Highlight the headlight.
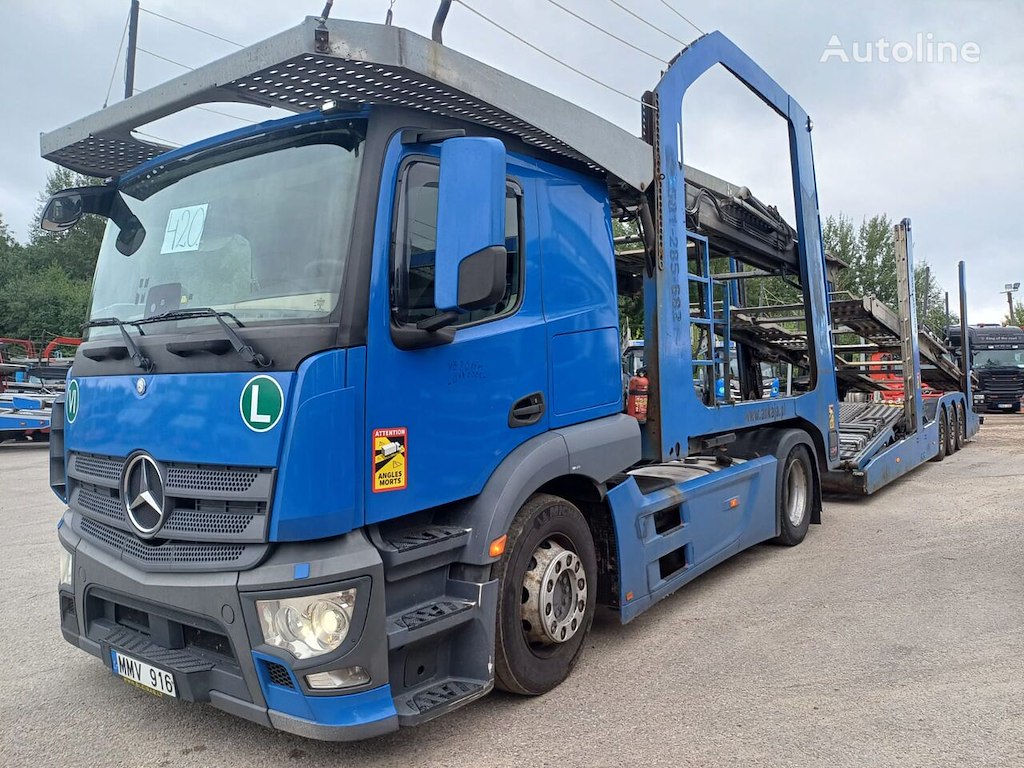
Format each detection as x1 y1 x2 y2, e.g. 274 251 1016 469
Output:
59 548 73 588
257 588 357 659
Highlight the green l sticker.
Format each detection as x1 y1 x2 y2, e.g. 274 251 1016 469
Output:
240 375 283 432
65 379 80 424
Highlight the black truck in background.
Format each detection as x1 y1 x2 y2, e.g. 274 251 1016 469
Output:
948 324 1024 413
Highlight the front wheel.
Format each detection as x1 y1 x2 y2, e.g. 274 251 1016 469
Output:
772 445 814 547
493 494 597 695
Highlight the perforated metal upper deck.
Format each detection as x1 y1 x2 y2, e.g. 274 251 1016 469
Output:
41 17 654 190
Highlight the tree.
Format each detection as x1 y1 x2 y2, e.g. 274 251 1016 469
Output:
0 264 91 339
823 212 954 333
0 213 23 291
1008 301 1024 327
0 168 103 343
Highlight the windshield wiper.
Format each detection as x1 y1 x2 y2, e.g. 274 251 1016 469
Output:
83 317 153 372
135 308 272 367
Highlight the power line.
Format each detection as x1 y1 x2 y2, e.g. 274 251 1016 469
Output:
194 105 260 124
137 46 194 71
133 88 259 124
656 0 704 36
138 6 244 48
103 10 132 108
542 0 667 64
133 129 181 147
454 0 644 104
607 0 690 47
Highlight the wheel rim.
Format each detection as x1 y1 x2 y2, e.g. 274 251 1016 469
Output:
521 539 588 646
786 460 808 527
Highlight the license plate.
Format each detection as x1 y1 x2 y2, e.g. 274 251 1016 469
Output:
110 650 177 698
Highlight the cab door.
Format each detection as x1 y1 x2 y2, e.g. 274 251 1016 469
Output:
363 151 548 523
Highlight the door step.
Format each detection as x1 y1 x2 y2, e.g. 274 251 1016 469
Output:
395 677 491 725
377 525 470 580
388 598 475 649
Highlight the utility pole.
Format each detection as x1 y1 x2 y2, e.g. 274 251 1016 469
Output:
1004 282 1020 324
124 0 140 99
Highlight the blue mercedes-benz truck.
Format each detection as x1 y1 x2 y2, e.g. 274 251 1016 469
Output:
40 12 975 741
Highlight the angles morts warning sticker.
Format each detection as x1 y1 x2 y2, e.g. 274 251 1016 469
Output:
372 427 407 493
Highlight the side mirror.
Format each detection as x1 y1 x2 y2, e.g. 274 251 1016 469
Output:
40 190 86 232
433 137 507 315
40 185 114 232
40 185 146 256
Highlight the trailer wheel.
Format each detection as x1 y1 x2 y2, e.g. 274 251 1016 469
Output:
930 407 948 462
946 405 959 454
493 493 597 695
771 445 813 547
955 402 967 450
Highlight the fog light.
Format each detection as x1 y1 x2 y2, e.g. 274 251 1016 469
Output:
257 588 357 660
305 666 371 690
59 548 73 588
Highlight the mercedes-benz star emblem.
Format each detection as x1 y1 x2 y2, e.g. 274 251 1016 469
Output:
135 377 147 395
122 454 168 538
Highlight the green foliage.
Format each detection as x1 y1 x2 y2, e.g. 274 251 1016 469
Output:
613 218 644 337
823 212 954 334
0 264 92 339
1008 301 1024 327
0 169 103 341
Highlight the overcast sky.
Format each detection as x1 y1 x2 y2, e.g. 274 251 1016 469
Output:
0 0 1020 321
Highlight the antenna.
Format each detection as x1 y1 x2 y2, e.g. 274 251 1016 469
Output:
124 0 140 99
433 0 452 44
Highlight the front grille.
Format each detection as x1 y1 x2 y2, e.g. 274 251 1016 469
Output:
76 483 123 524
166 467 258 494
264 660 296 689
980 372 1024 393
77 516 268 573
73 454 122 482
66 452 274 547
162 509 256 536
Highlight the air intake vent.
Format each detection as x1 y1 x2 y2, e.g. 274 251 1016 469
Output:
263 660 295 689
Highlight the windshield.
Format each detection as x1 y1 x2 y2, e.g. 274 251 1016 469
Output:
974 349 1024 367
89 120 365 333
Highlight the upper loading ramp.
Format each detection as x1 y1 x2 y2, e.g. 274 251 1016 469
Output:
730 294 967 394
41 17 653 191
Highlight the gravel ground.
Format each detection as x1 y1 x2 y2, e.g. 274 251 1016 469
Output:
1 414 1021 767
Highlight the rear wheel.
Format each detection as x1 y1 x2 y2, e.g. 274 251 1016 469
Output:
946 405 959 454
771 445 814 547
954 401 966 451
493 493 597 695
930 407 948 462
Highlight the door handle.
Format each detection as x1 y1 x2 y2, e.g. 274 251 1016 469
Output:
509 392 545 428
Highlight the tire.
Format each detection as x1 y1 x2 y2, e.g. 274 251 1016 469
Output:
946 405 959 455
930 407 948 462
954 402 966 451
493 493 597 695
771 445 814 547
1012 402 1022 414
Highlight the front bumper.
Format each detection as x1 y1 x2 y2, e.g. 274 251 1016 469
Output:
57 511 398 741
